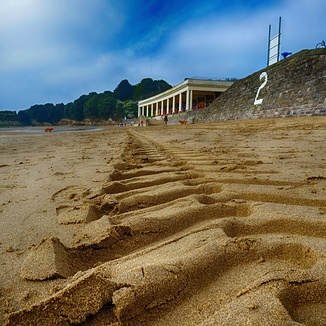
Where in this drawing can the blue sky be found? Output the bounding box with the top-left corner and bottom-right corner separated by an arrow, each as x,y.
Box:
0,0 -> 325,111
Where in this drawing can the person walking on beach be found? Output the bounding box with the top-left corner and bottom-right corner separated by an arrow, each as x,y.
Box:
164,115 -> 168,127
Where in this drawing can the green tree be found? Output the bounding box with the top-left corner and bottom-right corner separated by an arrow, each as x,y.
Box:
123,100 -> 138,118
27,103 -> 55,124
9,77 -> 171,125
133,78 -> 172,100
84,93 -> 99,119
73,95 -> 87,121
98,94 -> 117,119
50,103 -> 64,124
64,102 -> 74,120
154,79 -> 172,94
133,78 -> 153,100
113,79 -> 134,101
17,110 -> 31,125
114,102 -> 124,121
0,110 -> 17,122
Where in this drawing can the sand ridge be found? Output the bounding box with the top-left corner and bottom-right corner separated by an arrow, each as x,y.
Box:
1,117 -> 326,325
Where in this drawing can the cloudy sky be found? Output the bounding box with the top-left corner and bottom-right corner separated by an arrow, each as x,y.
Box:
0,0 -> 325,111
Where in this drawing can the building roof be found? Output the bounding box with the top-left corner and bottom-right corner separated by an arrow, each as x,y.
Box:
138,78 -> 233,105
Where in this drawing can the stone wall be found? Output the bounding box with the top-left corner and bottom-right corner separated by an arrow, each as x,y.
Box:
195,49 -> 326,122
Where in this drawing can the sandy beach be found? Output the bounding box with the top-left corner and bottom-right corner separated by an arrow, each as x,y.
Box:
1,117 -> 326,325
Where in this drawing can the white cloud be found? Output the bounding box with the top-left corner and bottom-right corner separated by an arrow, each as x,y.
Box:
278,0 -> 326,51
132,0 -> 326,83
145,12 -> 270,81
0,0 -> 325,110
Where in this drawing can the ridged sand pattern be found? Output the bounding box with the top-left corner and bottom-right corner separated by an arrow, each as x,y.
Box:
2,117 -> 326,325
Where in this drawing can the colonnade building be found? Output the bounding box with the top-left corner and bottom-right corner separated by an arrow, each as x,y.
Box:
138,78 -> 234,118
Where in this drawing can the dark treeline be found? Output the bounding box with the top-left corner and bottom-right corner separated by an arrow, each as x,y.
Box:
0,78 -> 172,126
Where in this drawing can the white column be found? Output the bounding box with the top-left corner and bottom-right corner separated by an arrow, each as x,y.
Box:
166,98 -> 170,115
186,89 -> 190,111
145,105 -> 148,117
179,93 -> 182,112
189,90 -> 193,111
172,96 -> 176,113
155,102 -> 158,116
150,104 -> 153,117
161,100 -> 164,115
138,105 -> 141,117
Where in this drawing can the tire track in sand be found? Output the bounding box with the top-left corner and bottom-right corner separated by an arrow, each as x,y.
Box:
7,127 -> 326,325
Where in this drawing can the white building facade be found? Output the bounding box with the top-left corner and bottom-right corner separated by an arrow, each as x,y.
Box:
138,78 -> 233,118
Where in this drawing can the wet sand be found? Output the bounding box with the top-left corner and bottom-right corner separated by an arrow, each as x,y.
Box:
1,117 -> 326,325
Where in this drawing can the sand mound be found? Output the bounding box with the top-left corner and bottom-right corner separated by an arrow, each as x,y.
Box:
7,271 -> 118,325
56,204 -> 100,224
20,237 -> 73,280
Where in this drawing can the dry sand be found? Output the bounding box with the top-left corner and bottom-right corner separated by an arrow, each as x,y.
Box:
1,117 -> 326,325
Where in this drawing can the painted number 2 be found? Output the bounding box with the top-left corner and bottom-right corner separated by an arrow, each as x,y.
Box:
254,72 -> 268,105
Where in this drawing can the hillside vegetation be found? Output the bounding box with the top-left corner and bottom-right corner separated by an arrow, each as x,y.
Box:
0,78 -> 171,126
